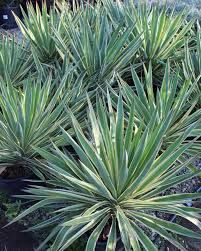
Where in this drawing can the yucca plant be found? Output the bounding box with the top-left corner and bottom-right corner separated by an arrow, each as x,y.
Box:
0,36 -> 32,85
104,0 -> 194,69
0,77 -> 65,167
0,70 -> 90,168
110,63 -> 201,165
14,2 -> 61,63
8,94 -> 201,251
183,23 -> 201,108
55,3 -> 142,86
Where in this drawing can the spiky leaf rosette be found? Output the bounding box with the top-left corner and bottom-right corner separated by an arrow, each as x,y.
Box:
9,94 -> 201,251
0,70 -> 91,168
0,36 -> 32,85
111,63 -> 201,163
54,2 -> 142,86
103,0 -> 194,69
14,2 -> 60,63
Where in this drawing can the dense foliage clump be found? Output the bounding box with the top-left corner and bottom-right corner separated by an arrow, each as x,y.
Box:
1,1 -> 201,250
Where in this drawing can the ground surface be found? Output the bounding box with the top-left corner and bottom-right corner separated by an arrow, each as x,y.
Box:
0,28 -> 22,41
0,209 -> 37,251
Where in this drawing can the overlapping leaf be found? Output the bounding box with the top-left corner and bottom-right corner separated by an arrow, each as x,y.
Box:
0,69 -> 91,166
183,23 -> 201,108
112,62 -> 201,160
54,3 -> 142,86
0,36 -> 32,85
14,2 -> 61,63
104,1 -> 194,69
9,95 -> 201,251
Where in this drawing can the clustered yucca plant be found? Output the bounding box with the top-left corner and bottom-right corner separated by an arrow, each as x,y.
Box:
9,95 -> 201,250
1,0 -> 201,250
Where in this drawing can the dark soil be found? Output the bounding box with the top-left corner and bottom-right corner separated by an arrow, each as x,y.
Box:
0,166 -> 30,179
0,165 -> 35,197
0,209 -> 37,251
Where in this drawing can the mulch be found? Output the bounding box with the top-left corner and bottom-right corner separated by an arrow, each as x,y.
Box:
0,210 -> 37,251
